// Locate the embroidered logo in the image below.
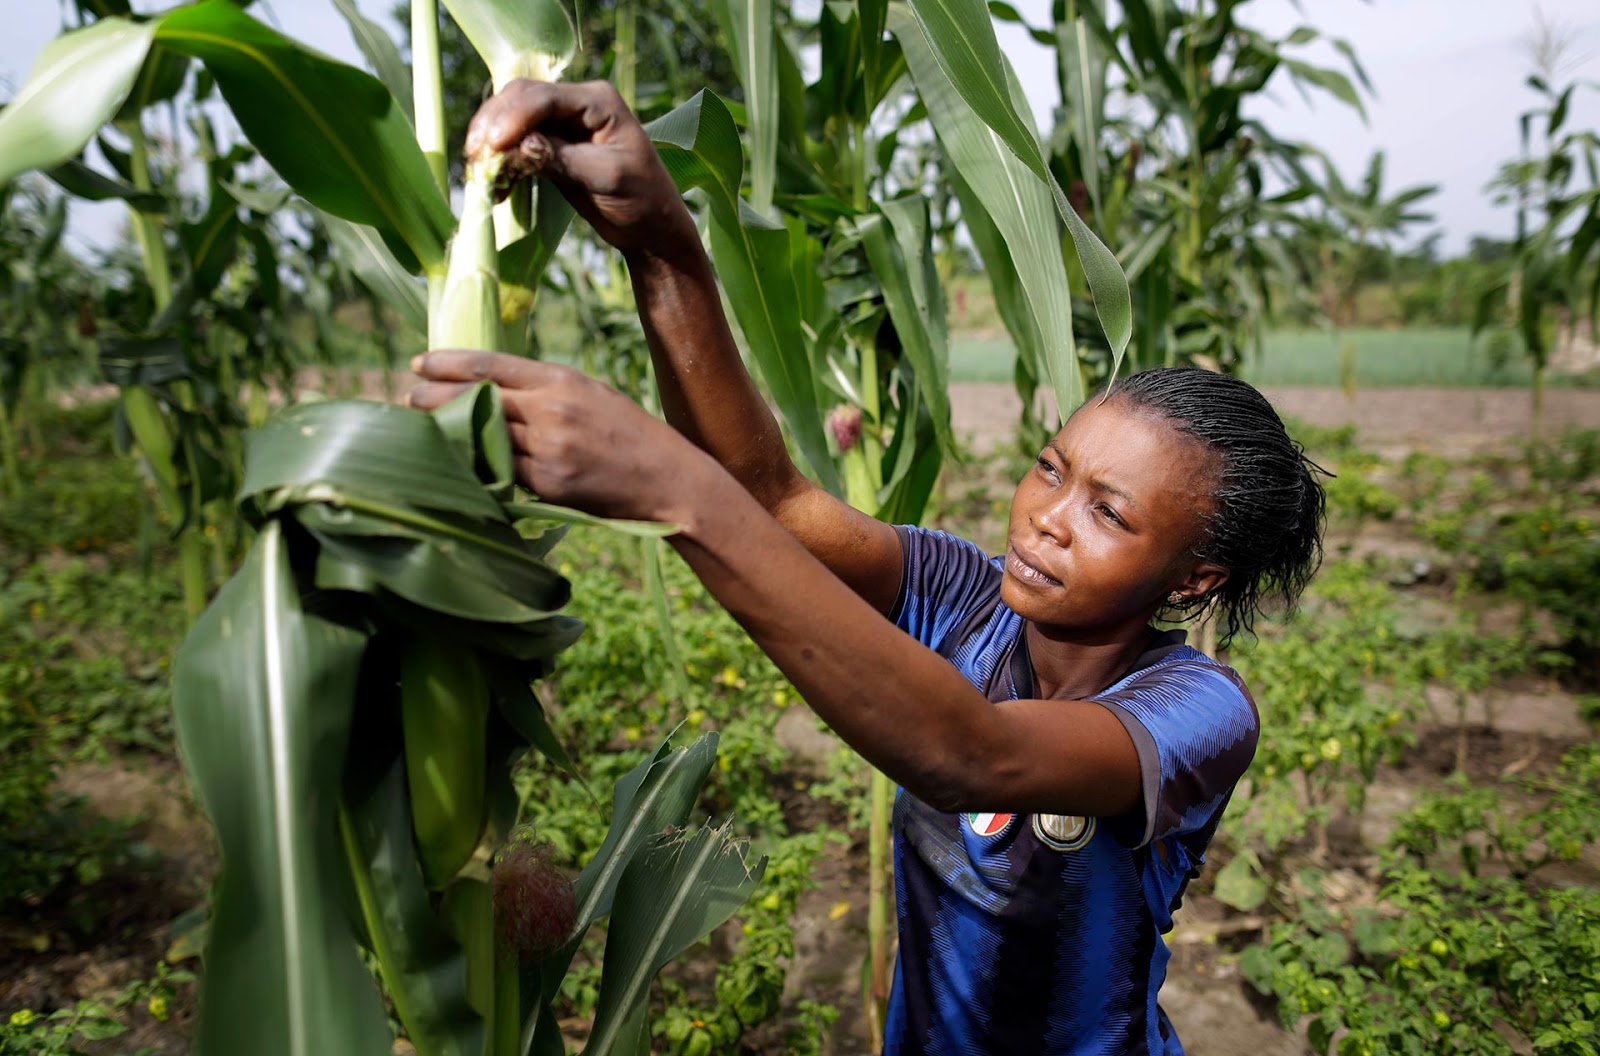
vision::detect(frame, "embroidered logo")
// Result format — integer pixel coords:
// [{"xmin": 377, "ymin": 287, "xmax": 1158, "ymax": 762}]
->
[
  {"xmin": 966, "ymin": 812, "xmax": 1014, "ymax": 837},
  {"xmin": 1033, "ymin": 813, "xmax": 1096, "ymax": 851}
]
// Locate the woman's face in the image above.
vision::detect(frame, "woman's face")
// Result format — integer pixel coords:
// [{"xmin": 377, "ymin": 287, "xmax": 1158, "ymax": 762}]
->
[{"xmin": 1003, "ymin": 397, "xmax": 1228, "ymax": 639}]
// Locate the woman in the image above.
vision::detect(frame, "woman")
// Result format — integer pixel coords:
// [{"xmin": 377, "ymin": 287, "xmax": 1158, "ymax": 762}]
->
[{"xmin": 410, "ymin": 80, "xmax": 1325, "ymax": 1056}]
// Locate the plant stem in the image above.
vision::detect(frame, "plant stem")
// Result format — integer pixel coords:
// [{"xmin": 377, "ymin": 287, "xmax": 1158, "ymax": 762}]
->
[
  {"xmin": 123, "ymin": 120, "xmax": 207, "ymax": 618},
  {"xmin": 411, "ymin": 0, "xmax": 449, "ymax": 195},
  {"xmin": 413, "ymin": 0, "xmax": 451, "ymax": 324},
  {"xmin": 0, "ymin": 397, "xmax": 20, "ymax": 499}
]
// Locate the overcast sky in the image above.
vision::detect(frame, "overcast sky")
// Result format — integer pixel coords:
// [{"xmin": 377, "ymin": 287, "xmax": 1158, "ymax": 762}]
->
[{"xmin": 4, "ymin": 0, "xmax": 1598, "ymax": 256}]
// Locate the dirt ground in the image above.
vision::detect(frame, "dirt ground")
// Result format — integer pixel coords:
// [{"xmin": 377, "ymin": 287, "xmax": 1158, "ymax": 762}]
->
[{"xmin": 949, "ymin": 382, "xmax": 1600, "ymax": 456}]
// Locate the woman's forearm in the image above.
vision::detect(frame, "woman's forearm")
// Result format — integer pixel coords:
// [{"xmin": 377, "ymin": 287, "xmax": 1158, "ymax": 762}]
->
[{"xmin": 625, "ymin": 246, "xmax": 801, "ymax": 508}]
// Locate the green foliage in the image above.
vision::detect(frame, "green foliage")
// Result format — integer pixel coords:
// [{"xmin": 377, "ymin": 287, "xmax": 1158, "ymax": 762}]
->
[
  {"xmin": 1387, "ymin": 743, "xmax": 1600, "ymax": 879},
  {"xmin": 1426, "ymin": 500, "xmax": 1600, "ymax": 670},
  {"xmin": 1242, "ymin": 866, "xmax": 1600, "ymax": 1055},
  {"xmin": 0, "ymin": 961, "xmax": 193, "ymax": 1056}
]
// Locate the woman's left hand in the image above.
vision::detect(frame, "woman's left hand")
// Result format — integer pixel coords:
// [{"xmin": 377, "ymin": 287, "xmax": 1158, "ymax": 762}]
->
[{"xmin": 408, "ymin": 350, "xmax": 706, "ymax": 523}]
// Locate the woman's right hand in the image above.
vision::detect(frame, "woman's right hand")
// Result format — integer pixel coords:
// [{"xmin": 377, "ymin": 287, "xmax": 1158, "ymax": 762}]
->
[{"xmin": 469, "ymin": 80, "xmax": 699, "ymax": 263}]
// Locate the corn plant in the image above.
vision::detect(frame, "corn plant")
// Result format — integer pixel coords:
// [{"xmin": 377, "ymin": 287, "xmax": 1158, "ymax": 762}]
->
[
  {"xmin": 991, "ymin": 0, "xmax": 1369, "ymax": 392},
  {"xmin": 0, "ymin": 2, "xmax": 771, "ymax": 1053},
  {"xmin": 1475, "ymin": 31, "xmax": 1600, "ymax": 438}
]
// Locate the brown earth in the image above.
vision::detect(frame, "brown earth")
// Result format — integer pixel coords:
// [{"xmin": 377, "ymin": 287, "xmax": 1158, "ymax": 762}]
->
[{"xmin": 949, "ymin": 382, "xmax": 1600, "ymax": 457}]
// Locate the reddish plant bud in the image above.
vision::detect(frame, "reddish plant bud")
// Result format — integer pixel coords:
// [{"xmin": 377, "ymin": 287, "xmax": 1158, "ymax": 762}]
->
[
  {"xmin": 828, "ymin": 405, "xmax": 862, "ymax": 453},
  {"xmin": 492, "ymin": 836, "xmax": 577, "ymax": 965},
  {"xmin": 1068, "ymin": 179, "xmax": 1089, "ymax": 219}
]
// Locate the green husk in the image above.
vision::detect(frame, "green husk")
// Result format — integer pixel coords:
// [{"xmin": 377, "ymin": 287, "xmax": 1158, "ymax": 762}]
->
[{"xmin": 430, "ymin": 154, "xmax": 503, "ymax": 352}]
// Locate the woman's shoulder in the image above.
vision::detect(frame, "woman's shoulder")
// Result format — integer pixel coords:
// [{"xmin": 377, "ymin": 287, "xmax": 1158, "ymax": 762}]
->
[{"xmin": 1098, "ymin": 643, "xmax": 1260, "ymax": 737}]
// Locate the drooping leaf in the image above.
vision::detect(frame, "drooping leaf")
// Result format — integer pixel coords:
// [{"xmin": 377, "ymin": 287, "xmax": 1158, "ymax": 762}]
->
[
  {"xmin": 0, "ymin": 18, "xmax": 158, "ymax": 186},
  {"xmin": 241, "ymin": 400, "xmax": 504, "ymax": 522},
  {"xmin": 584, "ymin": 823, "xmax": 766, "ymax": 1055},
  {"xmin": 172, "ymin": 522, "xmax": 393, "ymax": 1056},
  {"xmin": 893, "ymin": 7, "xmax": 1081, "ymax": 416},
  {"xmin": 895, "ymin": 0, "xmax": 1130, "ymax": 362},
  {"xmin": 44, "ymin": 158, "xmax": 162, "ymax": 210},
  {"xmin": 646, "ymin": 92, "xmax": 840, "ymax": 493},
  {"xmin": 155, "ymin": 0, "xmax": 453, "ymax": 271}
]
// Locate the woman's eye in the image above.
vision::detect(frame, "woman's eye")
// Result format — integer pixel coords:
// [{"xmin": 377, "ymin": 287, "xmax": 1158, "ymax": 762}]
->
[
  {"xmin": 1037, "ymin": 456, "xmax": 1056, "ymax": 476},
  {"xmin": 1097, "ymin": 503, "xmax": 1124, "ymax": 526}
]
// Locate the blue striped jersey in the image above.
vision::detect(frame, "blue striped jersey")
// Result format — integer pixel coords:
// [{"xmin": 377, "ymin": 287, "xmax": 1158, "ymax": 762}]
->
[{"xmin": 883, "ymin": 526, "xmax": 1259, "ymax": 1056}]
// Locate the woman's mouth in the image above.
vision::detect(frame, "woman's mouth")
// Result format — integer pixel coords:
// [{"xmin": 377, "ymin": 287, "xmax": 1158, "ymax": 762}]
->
[{"xmin": 1007, "ymin": 547, "xmax": 1062, "ymax": 588}]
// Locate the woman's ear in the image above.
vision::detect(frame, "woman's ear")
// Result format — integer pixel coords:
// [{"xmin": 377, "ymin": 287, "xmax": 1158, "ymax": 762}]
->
[{"xmin": 1178, "ymin": 561, "xmax": 1229, "ymax": 602}]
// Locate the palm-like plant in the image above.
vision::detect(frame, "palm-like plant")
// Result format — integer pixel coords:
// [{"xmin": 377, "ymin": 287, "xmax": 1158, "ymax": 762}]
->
[{"xmin": 1475, "ymin": 24, "xmax": 1600, "ymax": 437}]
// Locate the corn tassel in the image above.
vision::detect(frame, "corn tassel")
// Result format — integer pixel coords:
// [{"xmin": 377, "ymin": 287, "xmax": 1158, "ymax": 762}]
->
[{"xmin": 401, "ymin": 634, "xmax": 491, "ymax": 890}]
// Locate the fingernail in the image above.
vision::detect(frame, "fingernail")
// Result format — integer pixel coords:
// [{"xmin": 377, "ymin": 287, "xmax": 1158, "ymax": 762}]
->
[{"xmin": 410, "ymin": 354, "xmax": 425, "ymax": 373}]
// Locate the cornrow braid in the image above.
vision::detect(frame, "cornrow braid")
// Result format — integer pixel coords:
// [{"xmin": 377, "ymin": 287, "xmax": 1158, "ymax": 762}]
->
[{"xmin": 1102, "ymin": 366, "xmax": 1327, "ymax": 647}]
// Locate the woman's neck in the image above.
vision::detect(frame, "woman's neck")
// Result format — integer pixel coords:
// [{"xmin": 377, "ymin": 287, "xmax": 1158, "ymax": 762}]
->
[{"xmin": 1024, "ymin": 620, "xmax": 1159, "ymax": 700}]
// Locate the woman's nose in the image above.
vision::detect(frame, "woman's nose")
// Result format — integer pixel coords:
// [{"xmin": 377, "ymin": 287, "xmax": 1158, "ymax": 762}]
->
[{"xmin": 1031, "ymin": 496, "xmax": 1073, "ymax": 547}]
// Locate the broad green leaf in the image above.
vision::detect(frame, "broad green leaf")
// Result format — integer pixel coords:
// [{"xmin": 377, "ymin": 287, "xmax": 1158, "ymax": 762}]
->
[
  {"xmin": 331, "ymin": 0, "xmax": 414, "ymax": 123},
  {"xmin": 172, "ymin": 522, "xmax": 393, "ymax": 1056},
  {"xmin": 646, "ymin": 92, "xmax": 840, "ymax": 493},
  {"xmin": 710, "ymin": 0, "xmax": 777, "ymax": 214},
  {"xmin": 0, "ymin": 18, "xmax": 157, "ymax": 186},
  {"xmin": 584, "ymin": 823, "xmax": 766, "ymax": 1055},
  {"xmin": 431, "ymin": 382, "xmax": 515, "ymax": 496},
  {"xmin": 855, "ymin": 199, "xmax": 953, "ymax": 454},
  {"xmin": 241, "ymin": 400, "xmax": 503, "ymax": 522},
  {"xmin": 340, "ymin": 755, "xmax": 483, "ymax": 1056},
  {"xmin": 893, "ymin": 8, "xmax": 1081, "ymax": 416},
  {"xmin": 323, "ymin": 213, "xmax": 428, "ymax": 337},
  {"xmin": 156, "ymin": 0, "xmax": 453, "ymax": 271},
  {"xmin": 441, "ymin": 0, "xmax": 575, "ymax": 89},
  {"xmin": 894, "ymin": 0, "xmax": 1129, "ymax": 361},
  {"xmin": 1212, "ymin": 849, "xmax": 1268, "ymax": 912}
]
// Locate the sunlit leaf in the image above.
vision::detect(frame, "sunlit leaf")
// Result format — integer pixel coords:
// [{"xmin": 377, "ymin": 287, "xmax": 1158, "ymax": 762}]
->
[
  {"xmin": 155, "ymin": 0, "xmax": 453, "ymax": 271},
  {"xmin": 0, "ymin": 18, "xmax": 157, "ymax": 186}
]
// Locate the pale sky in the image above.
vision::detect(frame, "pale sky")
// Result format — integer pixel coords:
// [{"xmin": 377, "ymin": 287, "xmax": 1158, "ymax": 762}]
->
[{"xmin": 4, "ymin": 0, "xmax": 1598, "ymax": 257}]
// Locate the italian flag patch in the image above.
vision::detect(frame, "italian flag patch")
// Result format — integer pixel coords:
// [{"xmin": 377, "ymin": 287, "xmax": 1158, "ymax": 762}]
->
[{"xmin": 966, "ymin": 812, "xmax": 1014, "ymax": 837}]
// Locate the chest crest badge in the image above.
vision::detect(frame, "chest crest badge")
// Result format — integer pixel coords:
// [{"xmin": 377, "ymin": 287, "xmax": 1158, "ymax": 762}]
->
[
  {"xmin": 1033, "ymin": 813, "xmax": 1096, "ymax": 851},
  {"xmin": 966, "ymin": 812, "xmax": 1014, "ymax": 837}
]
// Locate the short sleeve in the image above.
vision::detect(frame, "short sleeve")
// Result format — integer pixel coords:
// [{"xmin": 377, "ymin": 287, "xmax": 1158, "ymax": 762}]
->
[
  {"xmin": 1092, "ymin": 661, "xmax": 1259, "ymax": 849},
  {"xmin": 888, "ymin": 526, "xmax": 1002, "ymax": 653}
]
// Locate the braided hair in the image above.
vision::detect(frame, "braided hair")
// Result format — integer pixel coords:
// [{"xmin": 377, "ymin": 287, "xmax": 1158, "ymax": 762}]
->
[{"xmin": 1101, "ymin": 366, "xmax": 1326, "ymax": 647}]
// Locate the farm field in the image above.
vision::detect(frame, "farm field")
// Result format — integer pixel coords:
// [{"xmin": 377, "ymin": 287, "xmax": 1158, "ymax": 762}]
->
[
  {"xmin": 3, "ymin": 381, "xmax": 1596, "ymax": 1055},
  {"xmin": 949, "ymin": 328, "xmax": 1593, "ymax": 389}
]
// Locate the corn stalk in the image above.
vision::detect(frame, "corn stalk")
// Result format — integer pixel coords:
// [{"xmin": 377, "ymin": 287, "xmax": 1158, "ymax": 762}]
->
[{"xmin": 0, "ymin": 3, "xmax": 767, "ymax": 1053}]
